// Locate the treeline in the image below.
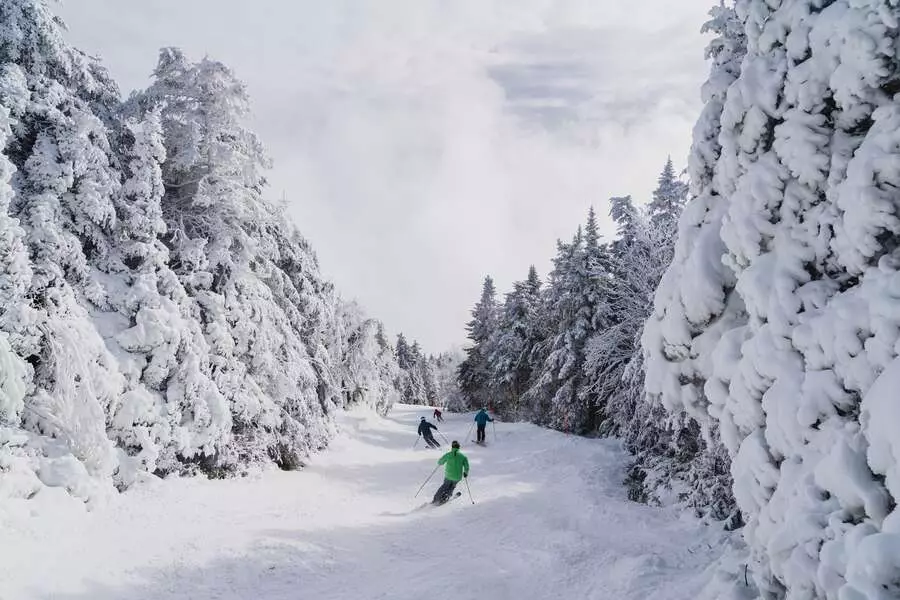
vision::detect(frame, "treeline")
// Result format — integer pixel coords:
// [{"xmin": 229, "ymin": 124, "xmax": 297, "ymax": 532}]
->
[
  {"xmin": 394, "ymin": 334, "xmax": 463, "ymax": 408},
  {"xmin": 456, "ymin": 156, "xmax": 737, "ymax": 524}
]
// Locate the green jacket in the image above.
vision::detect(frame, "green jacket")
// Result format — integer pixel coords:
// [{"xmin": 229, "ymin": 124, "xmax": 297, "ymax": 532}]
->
[{"xmin": 438, "ymin": 448, "xmax": 469, "ymax": 482}]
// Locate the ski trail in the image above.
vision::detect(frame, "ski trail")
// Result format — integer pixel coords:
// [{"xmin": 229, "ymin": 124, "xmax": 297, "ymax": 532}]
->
[{"xmin": 0, "ymin": 405, "xmax": 731, "ymax": 600}]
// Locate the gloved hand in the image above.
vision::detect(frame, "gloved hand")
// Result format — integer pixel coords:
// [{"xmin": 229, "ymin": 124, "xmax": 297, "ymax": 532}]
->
[{"xmin": 464, "ymin": 473, "xmax": 468, "ymax": 478}]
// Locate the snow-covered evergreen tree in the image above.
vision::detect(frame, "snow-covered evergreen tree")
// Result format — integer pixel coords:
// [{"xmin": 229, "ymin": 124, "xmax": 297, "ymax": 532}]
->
[
  {"xmin": 0, "ymin": 105, "xmax": 31, "ymax": 428},
  {"xmin": 528, "ymin": 209, "xmax": 610, "ymax": 433},
  {"xmin": 646, "ymin": 157, "xmax": 688, "ymax": 232},
  {"xmin": 586, "ymin": 195, "xmax": 650, "ymax": 433},
  {"xmin": 458, "ymin": 276, "xmax": 500, "ymax": 410},
  {"xmin": 490, "ymin": 266, "xmax": 544, "ymax": 419},
  {"xmin": 645, "ymin": 1, "xmax": 900, "ymax": 596},
  {"xmin": 395, "ymin": 333, "xmax": 413, "ymax": 370},
  {"xmin": 0, "ymin": 0, "xmax": 127, "ymax": 498},
  {"xmin": 407, "ymin": 341, "xmax": 427, "ymax": 404},
  {"xmin": 332, "ymin": 301, "xmax": 400, "ymax": 415},
  {"xmin": 609, "ymin": 195, "xmax": 641, "ymax": 250},
  {"xmin": 0, "ymin": 106, "xmax": 30, "ymax": 348},
  {"xmin": 433, "ymin": 348, "xmax": 465, "ymax": 411},
  {"xmin": 392, "ymin": 333, "xmax": 440, "ymax": 406},
  {"xmin": 395, "ymin": 333, "xmax": 417, "ymax": 404},
  {"xmin": 104, "ymin": 108, "xmax": 227, "ymax": 482},
  {"xmin": 586, "ymin": 174, "xmax": 733, "ymax": 524},
  {"xmin": 128, "ymin": 49, "xmax": 350, "ymax": 472},
  {"xmin": 640, "ymin": 0, "xmax": 747, "ymax": 529},
  {"xmin": 417, "ymin": 347, "xmax": 439, "ymax": 406}
]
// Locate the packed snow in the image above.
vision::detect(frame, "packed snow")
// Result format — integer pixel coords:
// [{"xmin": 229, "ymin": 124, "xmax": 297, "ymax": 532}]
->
[{"xmin": 0, "ymin": 405, "xmax": 739, "ymax": 600}]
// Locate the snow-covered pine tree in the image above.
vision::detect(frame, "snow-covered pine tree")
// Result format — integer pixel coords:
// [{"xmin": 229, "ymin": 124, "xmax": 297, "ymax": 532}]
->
[
  {"xmin": 129, "ymin": 48, "xmax": 352, "ymax": 473},
  {"xmin": 586, "ymin": 195, "xmax": 647, "ymax": 434},
  {"xmin": 0, "ymin": 105, "xmax": 31, "ymax": 431},
  {"xmin": 396, "ymin": 333, "xmax": 413, "ymax": 370},
  {"xmin": 646, "ymin": 157, "xmax": 688, "ymax": 233},
  {"xmin": 458, "ymin": 276, "xmax": 500, "ymax": 410},
  {"xmin": 407, "ymin": 341, "xmax": 427, "ymax": 405},
  {"xmin": 525, "ymin": 236, "xmax": 578, "ymax": 425},
  {"xmin": 490, "ymin": 266, "xmax": 543, "ymax": 420},
  {"xmin": 0, "ymin": 329, "xmax": 34, "ymax": 500},
  {"xmin": 0, "ymin": 0, "xmax": 129, "ymax": 499},
  {"xmin": 104, "ymin": 108, "xmax": 227, "ymax": 483},
  {"xmin": 646, "ymin": 1, "xmax": 900, "ymax": 596},
  {"xmin": 608, "ymin": 196, "xmax": 641, "ymax": 251},
  {"xmin": 584, "ymin": 172, "xmax": 733, "ymax": 523},
  {"xmin": 529, "ymin": 209, "xmax": 609, "ymax": 433},
  {"xmin": 395, "ymin": 333, "xmax": 415, "ymax": 404},
  {"xmin": 332, "ymin": 301, "xmax": 399, "ymax": 415},
  {"xmin": 418, "ymin": 350, "xmax": 439, "ymax": 406},
  {"xmin": 640, "ymin": 0, "xmax": 746, "ymax": 530},
  {"xmin": 0, "ymin": 106, "xmax": 30, "ymax": 350},
  {"xmin": 393, "ymin": 334, "xmax": 437, "ymax": 405},
  {"xmin": 372, "ymin": 324, "xmax": 402, "ymax": 414},
  {"xmin": 125, "ymin": 49, "xmax": 269, "ymax": 472},
  {"xmin": 591, "ymin": 190, "xmax": 678, "ymax": 435},
  {"xmin": 433, "ymin": 349, "xmax": 465, "ymax": 411},
  {"xmin": 375, "ymin": 321, "xmax": 389, "ymax": 351}
]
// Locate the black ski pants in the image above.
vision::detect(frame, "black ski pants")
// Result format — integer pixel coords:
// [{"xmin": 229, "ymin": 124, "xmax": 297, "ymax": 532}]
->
[
  {"xmin": 423, "ymin": 432, "xmax": 440, "ymax": 448},
  {"xmin": 432, "ymin": 478, "xmax": 458, "ymax": 504},
  {"xmin": 476, "ymin": 424, "xmax": 486, "ymax": 443}
]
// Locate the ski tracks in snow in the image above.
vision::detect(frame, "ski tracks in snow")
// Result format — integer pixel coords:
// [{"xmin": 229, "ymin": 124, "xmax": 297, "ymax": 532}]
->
[{"xmin": 0, "ymin": 405, "xmax": 734, "ymax": 600}]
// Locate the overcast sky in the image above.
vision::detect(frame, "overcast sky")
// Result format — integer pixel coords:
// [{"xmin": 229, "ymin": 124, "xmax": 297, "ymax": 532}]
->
[{"xmin": 59, "ymin": 0, "xmax": 712, "ymax": 352}]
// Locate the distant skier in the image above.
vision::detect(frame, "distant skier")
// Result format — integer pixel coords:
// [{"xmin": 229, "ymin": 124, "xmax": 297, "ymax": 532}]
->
[
  {"xmin": 433, "ymin": 408, "xmax": 444, "ymax": 422},
  {"xmin": 474, "ymin": 408, "xmax": 493, "ymax": 444},
  {"xmin": 432, "ymin": 440, "xmax": 469, "ymax": 505},
  {"xmin": 418, "ymin": 416, "xmax": 441, "ymax": 449}
]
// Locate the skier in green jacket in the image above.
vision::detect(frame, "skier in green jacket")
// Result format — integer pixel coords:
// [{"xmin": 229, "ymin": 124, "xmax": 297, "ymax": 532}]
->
[{"xmin": 432, "ymin": 441, "xmax": 469, "ymax": 505}]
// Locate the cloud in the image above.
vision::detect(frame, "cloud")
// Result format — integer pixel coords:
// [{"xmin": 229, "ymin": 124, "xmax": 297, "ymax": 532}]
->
[{"xmin": 58, "ymin": 0, "xmax": 713, "ymax": 351}]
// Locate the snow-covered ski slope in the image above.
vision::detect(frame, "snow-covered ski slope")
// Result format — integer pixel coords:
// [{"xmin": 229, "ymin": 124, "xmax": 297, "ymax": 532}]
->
[{"xmin": 0, "ymin": 405, "xmax": 735, "ymax": 600}]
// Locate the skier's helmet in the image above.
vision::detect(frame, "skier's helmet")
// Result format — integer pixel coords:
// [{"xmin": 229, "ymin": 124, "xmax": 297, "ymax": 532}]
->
[
  {"xmin": 451, "ymin": 440, "xmax": 460, "ymax": 449},
  {"xmin": 421, "ymin": 416, "xmax": 425, "ymax": 420}
]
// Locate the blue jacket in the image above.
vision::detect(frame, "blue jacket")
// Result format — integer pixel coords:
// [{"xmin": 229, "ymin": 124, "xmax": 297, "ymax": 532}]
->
[{"xmin": 474, "ymin": 410, "xmax": 493, "ymax": 426}]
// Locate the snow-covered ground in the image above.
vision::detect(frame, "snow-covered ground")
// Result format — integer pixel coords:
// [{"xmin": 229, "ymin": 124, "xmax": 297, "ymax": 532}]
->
[{"xmin": 0, "ymin": 405, "xmax": 738, "ymax": 600}]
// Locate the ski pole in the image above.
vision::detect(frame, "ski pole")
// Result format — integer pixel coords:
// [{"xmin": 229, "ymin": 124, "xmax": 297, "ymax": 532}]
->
[
  {"xmin": 464, "ymin": 476, "xmax": 475, "ymax": 504},
  {"xmin": 415, "ymin": 464, "xmax": 441, "ymax": 498},
  {"xmin": 464, "ymin": 421, "xmax": 475, "ymax": 442},
  {"xmin": 492, "ymin": 421, "xmax": 497, "ymax": 443},
  {"xmin": 413, "ymin": 435, "xmax": 421, "ymax": 450},
  {"xmin": 438, "ymin": 430, "xmax": 450, "ymax": 444}
]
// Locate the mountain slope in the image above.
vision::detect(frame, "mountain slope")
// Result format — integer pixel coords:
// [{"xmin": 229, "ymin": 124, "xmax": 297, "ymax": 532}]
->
[{"xmin": 0, "ymin": 404, "xmax": 742, "ymax": 600}]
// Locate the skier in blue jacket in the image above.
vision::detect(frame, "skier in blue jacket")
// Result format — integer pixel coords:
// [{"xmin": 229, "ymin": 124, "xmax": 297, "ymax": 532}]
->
[{"xmin": 474, "ymin": 408, "xmax": 493, "ymax": 444}]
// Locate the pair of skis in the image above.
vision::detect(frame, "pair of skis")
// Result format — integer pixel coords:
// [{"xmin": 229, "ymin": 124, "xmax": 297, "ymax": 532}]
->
[
  {"xmin": 433, "ymin": 491, "xmax": 463, "ymax": 507},
  {"xmin": 411, "ymin": 491, "xmax": 462, "ymax": 512}
]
